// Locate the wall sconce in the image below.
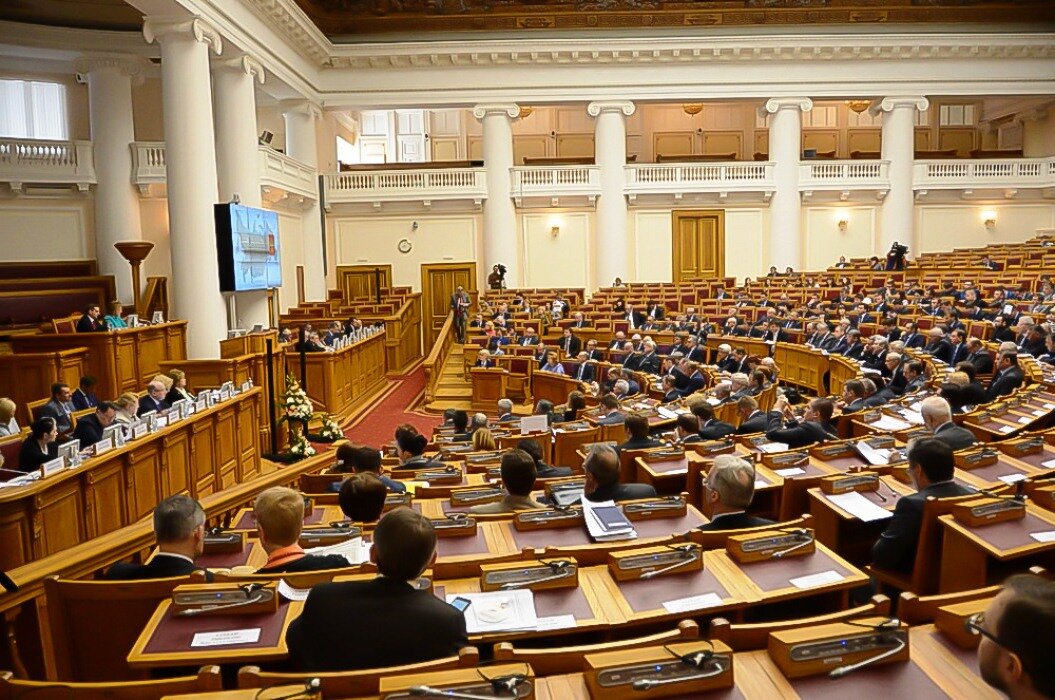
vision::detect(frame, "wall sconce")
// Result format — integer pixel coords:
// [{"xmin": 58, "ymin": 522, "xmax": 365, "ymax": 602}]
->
[
  {"xmin": 982, "ymin": 210, "xmax": 997, "ymax": 230},
  {"xmin": 682, "ymin": 103, "xmax": 703, "ymax": 117},
  {"xmin": 550, "ymin": 225, "xmax": 560, "ymax": 237},
  {"xmin": 837, "ymin": 217, "xmax": 849, "ymax": 233}
]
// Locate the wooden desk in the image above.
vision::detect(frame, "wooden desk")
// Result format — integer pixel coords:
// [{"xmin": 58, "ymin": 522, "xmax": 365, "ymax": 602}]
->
[
  {"xmin": 470, "ymin": 367, "xmax": 509, "ymax": 411},
  {"xmin": 286, "ymin": 332, "xmax": 387, "ymax": 422},
  {"xmin": 128, "ymin": 598, "xmax": 303, "ymax": 669},
  {"xmin": 0, "ymin": 388, "xmax": 263, "ymax": 571},
  {"xmin": 0, "ymin": 348, "xmax": 88, "ymax": 425},
  {"xmin": 938, "ymin": 506, "xmax": 1055, "ymax": 592},
  {"xmin": 634, "ymin": 451, "xmax": 707, "ymax": 495},
  {"xmin": 808, "ymin": 476, "xmax": 915, "ymax": 566}
]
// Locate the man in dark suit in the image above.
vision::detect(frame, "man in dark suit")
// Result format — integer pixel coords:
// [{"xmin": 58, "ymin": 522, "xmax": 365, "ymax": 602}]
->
[
  {"xmin": 921, "ymin": 396, "xmax": 977, "ymax": 450},
  {"xmin": 684, "ymin": 338, "xmax": 707, "ymax": 363},
  {"xmin": 571, "ymin": 353, "xmax": 596, "ymax": 382},
  {"xmin": 570, "ymin": 312, "xmax": 590, "ymax": 329},
  {"xmin": 990, "ymin": 315, "xmax": 1015, "ymax": 343},
  {"xmin": 963, "ymin": 339, "xmax": 992, "ymax": 374},
  {"xmin": 660, "ymin": 375, "xmax": 681, "ymax": 403},
  {"xmin": 871, "ymin": 438, "xmax": 974, "ymax": 572},
  {"xmin": 645, "ymin": 300, "xmax": 665, "ymax": 321},
  {"xmin": 947, "ymin": 328, "xmax": 970, "ymax": 366},
  {"xmin": 617, "ymin": 413, "xmax": 663, "ymax": 453},
  {"xmin": 624, "ymin": 304, "xmax": 646, "ymax": 329},
  {"xmin": 76, "ymin": 303, "xmax": 106, "ymax": 333},
  {"xmin": 582, "ymin": 443, "xmax": 657, "ymax": 503},
  {"xmin": 692, "ymin": 402, "xmax": 736, "ymax": 440},
  {"xmin": 496, "ymin": 399, "xmax": 515, "ymax": 422},
  {"xmin": 673, "ymin": 414, "xmax": 704, "ymax": 445},
  {"xmin": 72, "ymin": 401, "xmax": 116, "ymax": 450},
  {"xmin": 595, "ymin": 394, "xmax": 626, "ymax": 426},
  {"xmin": 137, "ymin": 380, "xmax": 171, "ymax": 416},
  {"xmin": 924, "ymin": 328, "xmax": 953, "ymax": 364},
  {"xmin": 839, "ymin": 379, "xmax": 869, "ymax": 414},
  {"xmin": 519, "ymin": 327, "xmax": 540, "ymax": 346},
  {"xmin": 559, "ymin": 328, "xmax": 581, "ymax": 357},
  {"xmin": 842, "ymin": 330, "xmax": 866, "ymax": 360},
  {"xmin": 765, "ymin": 397, "xmax": 838, "ymax": 448},
  {"xmin": 900, "ymin": 322, "xmax": 925, "ymax": 349},
  {"xmin": 103, "ymin": 495, "xmax": 205, "ymax": 579},
  {"xmin": 70, "ymin": 376, "xmax": 99, "ymax": 411},
  {"xmin": 761, "ymin": 321, "xmax": 786, "ymax": 344},
  {"xmin": 698, "ymin": 455, "xmax": 775, "ymax": 531},
  {"xmin": 40, "ymin": 382, "xmax": 75, "ymax": 436},
  {"xmin": 254, "ymin": 487, "xmax": 352, "ymax": 574},
  {"xmin": 986, "ymin": 352, "xmax": 1025, "ymax": 401},
  {"xmin": 637, "ymin": 341, "xmax": 661, "ymax": 375},
  {"xmin": 1019, "ymin": 326, "xmax": 1046, "ymax": 357},
  {"xmin": 735, "ymin": 396, "xmax": 774, "ymax": 435},
  {"xmin": 674, "ymin": 360, "xmax": 706, "ymax": 398},
  {"xmin": 518, "ymin": 437, "xmax": 573, "ymax": 478},
  {"xmin": 286, "ymin": 508, "xmax": 467, "ymax": 672},
  {"xmin": 583, "ymin": 339, "xmax": 603, "ymax": 361}
]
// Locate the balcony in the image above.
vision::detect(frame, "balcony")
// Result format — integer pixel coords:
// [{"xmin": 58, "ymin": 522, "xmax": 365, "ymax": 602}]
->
[
  {"xmin": 324, "ymin": 168, "xmax": 487, "ymax": 211},
  {"xmin": 799, "ymin": 160, "xmax": 890, "ymax": 202},
  {"xmin": 624, "ymin": 161, "xmax": 775, "ymax": 205},
  {"xmin": 511, "ymin": 165, "xmax": 601, "ymax": 207},
  {"xmin": 131, "ymin": 142, "xmax": 166, "ymax": 194},
  {"xmin": 913, "ymin": 158, "xmax": 1055, "ymax": 201},
  {"xmin": 0, "ymin": 138, "xmax": 95, "ymax": 193},
  {"xmin": 258, "ymin": 147, "xmax": 317, "ymax": 203}
]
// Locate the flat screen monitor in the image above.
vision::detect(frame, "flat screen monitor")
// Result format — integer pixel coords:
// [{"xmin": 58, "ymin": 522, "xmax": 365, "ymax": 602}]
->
[{"xmin": 214, "ymin": 203, "xmax": 282, "ymax": 292}]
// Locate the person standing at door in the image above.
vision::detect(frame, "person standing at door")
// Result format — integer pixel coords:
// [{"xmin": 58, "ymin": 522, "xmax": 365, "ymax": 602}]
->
[{"xmin": 450, "ymin": 286, "xmax": 471, "ymax": 343}]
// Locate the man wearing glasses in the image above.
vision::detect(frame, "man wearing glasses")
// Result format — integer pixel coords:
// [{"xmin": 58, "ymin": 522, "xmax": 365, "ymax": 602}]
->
[{"xmin": 970, "ymin": 573, "xmax": 1055, "ymax": 699}]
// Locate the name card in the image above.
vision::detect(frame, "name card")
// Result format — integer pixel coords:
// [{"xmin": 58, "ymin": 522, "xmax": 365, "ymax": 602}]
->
[
  {"xmin": 219, "ymin": 388, "xmax": 232, "ymax": 401},
  {"xmin": 155, "ymin": 414, "xmax": 168, "ymax": 429},
  {"xmin": 132, "ymin": 423, "xmax": 148, "ymax": 439},
  {"xmin": 40, "ymin": 457, "xmax": 64, "ymax": 478},
  {"xmin": 241, "ymin": 381, "xmax": 252, "ymax": 393},
  {"xmin": 190, "ymin": 628, "xmax": 260, "ymax": 648},
  {"xmin": 93, "ymin": 438, "xmax": 113, "ymax": 456}
]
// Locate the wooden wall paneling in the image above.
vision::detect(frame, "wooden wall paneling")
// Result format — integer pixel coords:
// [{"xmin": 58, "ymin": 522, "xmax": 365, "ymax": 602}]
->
[
  {"xmin": 160, "ymin": 430, "xmax": 191, "ymax": 497},
  {"xmin": 702, "ymin": 131, "xmax": 743, "ymax": 157},
  {"xmin": 914, "ymin": 128, "xmax": 933, "ymax": 151},
  {"xmin": 803, "ymin": 129, "xmax": 839, "ymax": 154},
  {"xmin": 214, "ymin": 406, "xmax": 239, "ymax": 490},
  {"xmin": 235, "ymin": 400, "xmax": 258, "ymax": 482},
  {"xmin": 114, "ymin": 334, "xmax": 138, "ymax": 394},
  {"xmin": 431, "ymin": 137, "xmax": 461, "ymax": 161},
  {"xmin": 513, "ymin": 135, "xmax": 550, "ymax": 164},
  {"xmin": 467, "ymin": 136, "xmax": 483, "ymax": 161},
  {"xmin": 33, "ymin": 479, "xmax": 86, "ymax": 562},
  {"xmin": 754, "ymin": 130, "xmax": 768, "ymax": 157},
  {"xmin": 555, "ymin": 134, "xmax": 595, "ymax": 159},
  {"xmin": 654, "ymin": 131, "xmax": 695, "ymax": 159},
  {"xmin": 125, "ymin": 445, "xmax": 161, "ymax": 522},
  {"xmin": 939, "ymin": 127, "xmax": 978, "ymax": 156},
  {"xmin": 847, "ymin": 129, "xmax": 881, "ymax": 154},
  {"xmin": 191, "ymin": 420, "xmax": 217, "ymax": 497},
  {"xmin": 0, "ymin": 504, "xmax": 31, "ymax": 573},
  {"xmin": 336, "ymin": 264, "xmax": 393, "ymax": 301},
  {"xmin": 83, "ymin": 461, "xmax": 126, "ymax": 540}
]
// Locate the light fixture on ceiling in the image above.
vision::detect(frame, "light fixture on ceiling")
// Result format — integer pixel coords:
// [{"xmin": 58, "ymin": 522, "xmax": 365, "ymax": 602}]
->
[
  {"xmin": 845, "ymin": 100, "xmax": 872, "ymax": 114},
  {"xmin": 682, "ymin": 103, "xmax": 703, "ymax": 117}
]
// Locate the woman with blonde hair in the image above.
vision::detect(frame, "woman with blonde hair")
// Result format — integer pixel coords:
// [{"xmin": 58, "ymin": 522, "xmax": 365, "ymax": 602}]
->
[
  {"xmin": 104, "ymin": 300, "xmax": 127, "ymax": 329},
  {"xmin": 0, "ymin": 398, "xmax": 19, "ymax": 437},
  {"xmin": 165, "ymin": 369, "xmax": 195, "ymax": 404},
  {"xmin": 113, "ymin": 393, "xmax": 139, "ymax": 424},
  {"xmin": 472, "ymin": 427, "xmax": 496, "ymax": 452}
]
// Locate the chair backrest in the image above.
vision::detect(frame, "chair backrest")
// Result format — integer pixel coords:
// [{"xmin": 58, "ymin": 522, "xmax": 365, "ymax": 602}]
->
[
  {"xmin": 910, "ymin": 494, "xmax": 979, "ymax": 594},
  {"xmin": 0, "ymin": 435, "xmax": 21, "ymax": 475},
  {"xmin": 493, "ymin": 621, "xmax": 698, "ymax": 676},
  {"xmin": 686, "ymin": 514, "xmax": 813, "ymax": 550},
  {"xmin": 553, "ymin": 426, "xmax": 600, "ymax": 471},
  {"xmin": 44, "ymin": 574, "xmax": 192, "ymax": 681},
  {"xmin": 617, "ymin": 447, "xmax": 652, "ymax": 484},
  {"xmin": 191, "ymin": 564, "xmax": 372, "ymax": 588},
  {"xmin": 898, "ymin": 586, "xmax": 1000, "ymax": 625},
  {"xmin": 0, "ymin": 668, "xmax": 221, "ymax": 700},
  {"xmin": 28, "ymin": 398, "xmax": 49, "ymax": 423},
  {"xmin": 300, "ymin": 472, "xmax": 344, "ymax": 493},
  {"xmin": 709, "ymin": 595, "xmax": 890, "ymax": 650},
  {"xmin": 236, "ymin": 647, "xmax": 480, "ymax": 695}
]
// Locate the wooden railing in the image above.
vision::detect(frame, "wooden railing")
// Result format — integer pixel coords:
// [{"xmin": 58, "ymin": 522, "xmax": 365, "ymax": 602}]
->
[
  {"xmin": 356, "ymin": 294, "xmax": 423, "ymax": 375},
  {"xmin": 423, "ymin": 311, "xmax": 454, "ymax": 404}
]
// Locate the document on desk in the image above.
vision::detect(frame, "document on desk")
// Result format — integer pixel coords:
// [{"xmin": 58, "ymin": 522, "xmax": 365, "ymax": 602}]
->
[
  {"xmin": 773, "ymin": 467, "xmax": 806, "ymax": 477},
  {"xmin": 190, "ymin": 628, "xmax": 261, "ymax": 648},
  {"xmin": 823, "ymin": 491, "xmax": 893, "ymax": 522},
  {"xmin": 582, "ymin": 499, "xmax": 638, "ymax": 542},
  {"xmin": 1041, "ymin": 459, "xmax": 1055, "ymax": 469},
  {"xmin": 999, "ymin": 473, "xmax": 1028, "ymax": 485},
  {"xmin": 535, "ymin": 614, "xmax": 577, "ymax": 632},
  {"xmin": 758, "ymin": 442, "xmax": 790, "ymax": 454},
  {"xmin": 790, "ymin": 570, "xmax": 845, "ymax": 589},
  {"xmin": 854, "ymin": 441, "xmax": 892, "ymax": 466},
  {"xmin": 872, "ymin": 415, "xmax": 912, "ymax": 431},
  {"xmin": 303, "ymin": 536, "xmax": 371, "ymax": 565},
  {"xmin": 448, "ymin": 590, "xmax": 538, "ymax": 633},
  {"xmin": 1029, "ymin": 531, "xmax": 1055, "ymax": 543},
  {"xmin": 662, "ymin": 592, "xmax": 723, "ymax": 614},
  {"xmin": 656, "ymin": 407, "xmax": 678, "ymax": 420},
  {"xmin": 277, "ymin": 579, "xmax": 311, "ymax": 602}
]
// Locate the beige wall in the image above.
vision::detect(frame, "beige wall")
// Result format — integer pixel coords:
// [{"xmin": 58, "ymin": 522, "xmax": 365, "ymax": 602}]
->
[
  {"xmin": 1023, "ymin": 106, "xmax": 1055, "ymax": 157},
  {"xmin": 332, "ymin": 213, "xmax": 479, "ymax": 292},
  {"xmin": 803, "ymin": 205, "xmax": 878, "ymax": 271},
  {"xmin": 138, "ymin": 197, "xmax": 172, "ymax": 282},
  {"xmin": 0, "ymin": 197, "xmax": 93, "ymax": 260},
  {"xmin": 132, "ymin": 77, "xmax": 164, "ymax": 141},
  {"xmin": 521, "ymin": 211, "xmax": 592, "ymax": 289},
  {"xmin": 916, "ymin": 204, "xmax": 1055, "ymax": 253},
  {"xmin": 272, "ymin": 207, "xmax": 305, "ymax": 313},
  {"xmin": 725, "ymin": 209, "xmax": 768, "ymax": 282},
  {"xmin": 630, "ymin": 210, "xmax": 673, "ymax": 283}
]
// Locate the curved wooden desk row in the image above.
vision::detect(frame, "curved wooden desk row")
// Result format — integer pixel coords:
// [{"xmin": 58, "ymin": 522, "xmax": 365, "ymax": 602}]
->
[
  {"xmin": 0, "ymin": 388, "xmax": 264, "ymax": 571},
  {"xmin": 9, "ymin": 322, "xmax": 188, "ymax": 402},
  {"xmin": 284, "ymin": 331, "xmax": 388, "ymax": 422}
]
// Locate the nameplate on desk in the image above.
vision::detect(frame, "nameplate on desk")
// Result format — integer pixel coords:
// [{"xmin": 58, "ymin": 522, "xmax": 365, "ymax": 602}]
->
[
  {"xmin": 203, "ymin": 529, "xmax": 245, "ymax": 554},
  {"xmin": 952, "ymin": 497, "xmax": 1026, "ymax": 527},
  {"xmin": 190, "ymin": 628, "xmax": 261, "ymax": 648},
  {"xmin": 415, "ymin": 467, "xmax": 463, "ymax": 485},
  {"xmin": 607, "ymin": 543, "xmax": 702, "ymax": 582},
  {"xmin": 241, "ymin": 381, "xmax": 252, "ymax": 393},
  {"xmin": 219, "ymin": 388, "xmax": 232, "ymax": 402},
  {"xmin": 480, "ymin": 558, "xmax": 579, "ymax": 591},
  {"xmin": 768, "ymin": 618, "xmax": 910, "ymax": 679},
  {"xmin": 726, "ymin": 529, "xmax": 816, "ymax": 563},
  {"xmin": 145, "ymin": 413, "xmax": 159, "ymax": 433},
  {"xmin": 155, "ymin": 414, "xmax": 168, "ymax": 429},
  {"xmin": 662, "ymin": 592, "xmax": 724, "ymax": 614},
  {"xmin": 640, "ymin": 448, "xmax": 686, "ymax": 463},
  {"xmin": 92, "ymin": 438, "xmax": 113, "ymax": 457},
  {"xmin": 820, "ymin": 472, "xmax": 880, "ymax": 495},
  {"xmin": 194, "ymin": 396, "xmax": 206, "ymax": 413},
  {"xmin": 172, "ymin": 582, "xmax": 279, "ymax": 617},
  {"xmin": 585, "ymin": 641, "xmax": 734, "ymax": 699},
  {"xmin": 383, "ymin": 492, "xmax": 412, "ymax": 511},
  {"xmin": 622, "ymin": 496, "xmax": 688, "ymax": 521},
  {"xmin": 39, "ymin": 457, "xmax": 65, "ymax": 478},
  {"xmin": 955, "ymin": 449, "xmax": 999, "ymax": 470},
  {"xmin": 448, "ymin": 487, "xmax": 504, "ymax": 507},
  {"xmin": 298, "ymin": 525, "xmax": 363, "ymax": 548},
  {"xmin": 513, "ymin": 507, "xmax": 584, "ymax": 530},
  {"xmin": 132, "ymin": 423, "xmax": 148, "ymax": 439},
  {"xmin": 428, "ymin": 516, "xmax": 477, "ymax": 538}
]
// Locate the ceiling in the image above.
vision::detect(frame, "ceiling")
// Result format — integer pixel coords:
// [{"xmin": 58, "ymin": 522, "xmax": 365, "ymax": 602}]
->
[{"xmin": 1, "ymin": 0, "xmax": 1053, "ymax": 39}]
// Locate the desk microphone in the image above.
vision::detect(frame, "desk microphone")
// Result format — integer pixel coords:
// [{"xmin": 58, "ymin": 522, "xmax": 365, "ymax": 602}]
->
[
  {"xmin": 771, "ymin": 529, "xmax": 815, "ymax": 559},
  {"xmin": 499, "ymin": 561, "xmax": 574, "ymax": 590},
  {"xmin": 408, "ymin": 686, "xmax": 495, "ymax": 700},
  {"xmin": 0, "ymin": 467, "xmax": 38, "ymax": 479},
  {"xmin": 631, "ymin": 653, "xmax": 728, "ymax": 690},
  {"xmin": 828, "ymin": 634, "xmax": 907, "ymax": 678},
  {"xmin": 640, "ymin": 544, "xmax": 699, "ymax": 579},
  {"xmin": 176, "ymin": 584, "xmax": 269, "ymax": 617}
]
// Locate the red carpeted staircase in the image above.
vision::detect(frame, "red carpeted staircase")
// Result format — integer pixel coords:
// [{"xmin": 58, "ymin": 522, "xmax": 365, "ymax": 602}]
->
[{"xmin": 342, "ymin": 365, "xmax": 442, "ymax": 446}]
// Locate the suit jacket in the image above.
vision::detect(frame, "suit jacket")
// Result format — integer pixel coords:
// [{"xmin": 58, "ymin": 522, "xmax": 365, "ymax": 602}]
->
[
  {"xmin": 699, "ymin": 419, "xmax": 736, "ymax": 440},
  {"xmin": 560, "ymin": 336, "xmax": 582, "ymax": 357},
  {"xmin": 685, "ymin": 346, "xmax": 707, "ymax": 363},
  {"xmin": 76, "ymin": 314, "xmax": 104, "ymax": 333},
  {"xmin": 70, "ymin": 388, "xmax": 97, "ymax": 411},
  {"xmin": 842, "ymin": 343, "xmax": 865, "ymax": 360},
  {"xmin": 1019, "ymin": 338, "xmax": 1046, "ymax": 357},
  {"xmin": 871, "ymin": 481, "xmax": 975, "ymax": 572},
  {"xmin": 596, "ymin": 411, "xmax": 626, "ymax": 426},
  {"xmin": 697, "ymin": 512, "xmax": 775, "ymax": 532},
  {"xmin": 737, "ymin": 410, "xmax": 775, "ymax": 435},
  {"xmin": 986, "ymin": 365, "xmax": 1024, "ymax": 401},
  {"xmin": 584, "ymin": 349, "xmax": 603, "ymax": 362},
  {"xmin": 716, "ymin": 357, "xmax": 739, "ymax": 373},
  {"xmin": 947, "ymin": 343, "xmax": 969, "ymax": 366},
  {"xmin": 40, "ymin": 399, "xmax": 73, "ymax": 433},
  {"xmin": 137, "ymin": 395, "xmax": 170, "ymax": 416},
  {"xmin": 933, "ymin": 422, "xmax": 977, "ymax": 450},
  {"xmin": 626, "ymin": 311, "xmax": 646, "ymax": 328},
  {"xmin": 286, "ymin": 577, "xmax": 468, "ymax": 672},
  {"xmin": 637, "ymin": 353, "xmax": 661, "ymax": 375},
  {"xmin": 991, "ymin": 327, "xmax": 1014, "ymax": 343},
  {"xmin": 572, "ymin": 362, "xmax": 596, "ymax": 382},
  {"xmin": 17, "ymin": 438, "xmax": 58, "ymax": 472},
  {"xmin": 828, "ymin": 337, "xmax": 849, "ymax": 355},
  {"xmin": 925, "ymin": 339, "xmax": 953, "ymax": 364},
  {"xmin": 473, "ymin": 359, "xmax": 495, "ymax": 368},
  {"xmin": 677, "ymin": 372, "xmax": 706, "ymax": 398},
  {"xmin": 662, "ymin": 390, "xmax": 681, "ymax": 403},
  {"xmin": 103, "ymin": 553, "xmax": 199, "ymax": 581},
  {"xmin": 256, "ymin": 553, "xmax": 350, "ymax": 575},
  {"xmin": 537, "ymin": 462, "xmax": 574, "ymax": 478},
  {"xmin": 617, "ymin": 437, "xmax": 662, "ymax": 454},
  {"xmin": 765, "ymin": 414, "xmax": 837, "ymax": 448},
  {"xmin": 968, "ymin": 350, "xmax": 994, "ymax": 375},
  {"xmin": 585, "ymin": 482, "xmax": 657, "ymax": 503},
  {"xmin": 646, "ymin": 305, "xmax": 665, "ymax": 320},
  {"xmin": 901, "ymin": 332, "xmax": 925, "ymax": 349},
  {"xmin": 72, "ymin": 414, "xmax": 105, "ymax": 449}
]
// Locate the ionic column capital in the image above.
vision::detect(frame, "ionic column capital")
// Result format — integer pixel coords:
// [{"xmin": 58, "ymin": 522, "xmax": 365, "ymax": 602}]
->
[
  {"xmin": 280, "ymin": 99, "xmax": 322, "ymax": 119},
  {"xmin": 213, "ymin": 54, "xmax": 266, "ymax": 85},
  {"xmin": 473, "ymin": 104, "xmax": 520, "ymax": 121},
  {"xmin": 761, "ymin": 98, "xmax": 813, "ymax": 119},
  {"xmin": 587, "ymin": 101, "xmax": 636, "ymax": 118},
  {"xmin": 869, "ymin": 96, "xmax": 929, "ymax": 117},
  {"xmin": 73, "ymin": 54, "xmax": 149, "ymax": 80},
  {"xmin": 143, "ymin": 16, "xmax": 222, "ymax": 56}
]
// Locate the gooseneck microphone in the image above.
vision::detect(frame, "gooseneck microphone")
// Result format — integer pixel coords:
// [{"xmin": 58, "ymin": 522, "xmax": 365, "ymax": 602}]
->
[
  {"xmin": 828, "ymin": 635, "xmax": 907, "ymax": 678},
  {"xmin": 771, "ymin": 529, "xmax": 815, "ymax": 559},
  {"xmin": 408, "ymin": 686, "xmax": 494, "ymax": 700},
  {"xmin": 176, "ymin": 584, "xmax": 269, "ymax": 617}
]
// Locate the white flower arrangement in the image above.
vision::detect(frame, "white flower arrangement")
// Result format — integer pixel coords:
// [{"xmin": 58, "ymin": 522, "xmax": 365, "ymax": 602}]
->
[
  {"xmin": 280, "ymin": 374, "xmax": 314, "ymax": 424},
  {"xmin": 317, "ymin": 413, "xmax": 343, "ymax": 441},
  {"xmin": 288, "ymin": 431, "xmax": 316, "ymax": 457}
]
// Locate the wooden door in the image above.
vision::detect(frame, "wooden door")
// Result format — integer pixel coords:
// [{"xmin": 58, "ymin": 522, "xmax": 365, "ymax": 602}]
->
[
  {"xmin": 421, "ymin": 262, "xmax": 477, "ymax": 350},
  {"xmin": 337, "ymin": 265, "xmax": 392, "ymax": 302},
  {"xmin": 672, "ymin": 210, "xmax": 725, "ymax": 283}
]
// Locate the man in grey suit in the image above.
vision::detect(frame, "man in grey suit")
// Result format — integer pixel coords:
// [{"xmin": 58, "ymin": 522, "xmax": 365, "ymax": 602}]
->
[{"xmin": 921, "ymin": 396, "xmax": 976, "ymax": 451}]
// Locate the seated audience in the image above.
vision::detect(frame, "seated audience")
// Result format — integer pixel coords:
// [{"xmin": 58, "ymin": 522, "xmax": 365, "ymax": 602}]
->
[
  {"xmin": 103, "ymin": 300, "xmax": 127, "ymax": 329},
  {"xmin": 18, "ymin": 417, "xmax": 58, "ymax": 473},
  {"xmin": 254, "ymin": 487, "xmax": 349, "ymax": 574},
  {"xmin": 766, "ymin": 396, "xmax": 838, "ymax": 447},
  {"xmin": 987, "ymin": 351, "xmax": 1025, "ymax": 401},
  {"xmin": 40, "ymin": 382, "xmax": 75, "ymax": 437},
  {"xmin": 165, "ymin": 369, "xmax": 195, "ymax": 404},
  {"xmin": 449, "ymin": 410, "xmax": 471, "ymax": 441},
  {"xmin": 138, "ymin": 380, "xmax": 171, "ymax": 416},
  {"xmin": 953, "ymin": 362, "xmax": 989, "ymax": 406},
  {"xmin": 921, "ymin": 395, "xmax": 976, "ymax": 450},
  {"xmin": 518, "ymin": 437, "xmax": 572, "ymax": 478},
  {"xmin": 286, "ymin": 508, "xmax": 468, "ymax": 671},
  {"xmin": 735, "ymin": 396, "xmax": 772, "ymax": 435},
  {"xmin": 533, "ymin": 399, "xmax": 562, "ymax": 426},
  {"xmin": 470, "ymin": 449, "xmax": 544, "ymax": 514},
  {"xmin": 331, "ymin": 442, "xmax": 406, "ymax": 494},
  {"xmin": 582, "ymin": 443, "xmax": 657, "ymax": 502},
  {"xmin": 698, "ymin": 455, "xmax": 774, "ymax": 531},
  {"xmin": 691, "ymin": 401, "xmax": 735, "ymax": 440},
  {"xmin": 496, "ymin": 398, "xmax": 515, "ymax": 422},
  {"xmin": 103, "ymin": 495, "xmax": 205, "ymax": 579},
  {"xmin": 338, "ymin": 473, "xmax": 387, "ymax": 523},
  {"xmin": 472, "ymin": 427, "xmax": 496, "ymax": 452},
  {"xmin": 540, "ymin": 350, "xmax": 565, "ymax": 375},
  {"xmin": 474, "ymin": 349, "xmax": 495, "ymax": 368},
  {"xmin": 563, "ymin": 391, "xmax": 586, "ymax": 422},
  {"xmin": 595, "ymin": 394, "xmax": 625, "ymax": 425},
  {"xmin": 395, "ymin": 425, "xmax": 437, "ymax": 470},
  {"xmin": 70, "ymin": 376, "xmax": 99, "ymax": 410},
  {"xmin": 975, "ymin": 573, "xmax": 1055, "ymax": 699},
  {"xmin": 871, "ymin": 438, "xmax": 974, "ymax": 572},
  {"xmin": 618, "ymin": 413, "xmax": 662, "ymax": 452},
  {"xmin": 112, "ymin": 392, "xmax": 139, "ymax": 425},
  {"xmin": 0, "ymin": 398, "xmax": 19, "ymax": 437},
  {"xmin": 72, "ymin": 401, "xmax": 117, "ymax": 449},
  {"xmin": 76, "ymin": 303, "xmax": 105, "ymax": 333},
  {"xmin": 673, "ymin": 414, "xmax": 702, "ymax": 444}
]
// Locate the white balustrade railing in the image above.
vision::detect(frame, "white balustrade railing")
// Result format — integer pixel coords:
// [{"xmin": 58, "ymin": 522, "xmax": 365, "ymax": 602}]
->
[
  {"xmin": 325, "ymin": 167, "xmax": 487, "ymax": 203},
  {"xmin": 625, "ymin": 161, "xmax": 774, "ymax": 194},
  {"xmin": 131, "ymin": 141, "xmax": 166, "ymax": 184},
  {"xmin": 0, "ymin": 138, "xmax": 95, "ymax": 186},
  {"xmin": 914, "ymin": 158, "xmax": 1055, "ymax": 189},
  {"xmin": 258, "ymin": 146, "xmax": 317, "ymax": 200},
  {"xmin": 799, "ymin": 160, "xmax": 890, "ymax": 189}
]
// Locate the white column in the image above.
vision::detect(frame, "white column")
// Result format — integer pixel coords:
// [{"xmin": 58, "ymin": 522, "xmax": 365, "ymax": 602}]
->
[
  {"xmin": 874, "ymin": 96, "xmax": 929, "ymax": 256},
  {"xmin": 589, "ymin": 101, "xmax": 635, "ymax": 288},
  {"xmin": 213, "ymin": 54, "xmax": 269, "ymax": 328},
  {"xmin": 144, "ymin": 17, "xmax": 227, "ymax": 359},
  {"xmin": 473, "ymin": 104, "xmax": 519, "ymax": 286},
  {"xmin": 76, "ymin": 55, "xmax": 146, "ymax": 304},
  {"xmin": 282, "ymin": 101, "xmax": 326, "ymax": 302},
  {"xmin": 764, "ymin": 97, "xmax": 812, "ymax": 271}
]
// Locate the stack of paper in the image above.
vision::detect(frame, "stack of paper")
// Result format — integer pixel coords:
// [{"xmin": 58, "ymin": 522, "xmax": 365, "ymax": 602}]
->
[
  {"xmin": 872, "ymin": 415, "xmax": 912, "ymax": 431},
  {"xmin": 656, "ymin": 407, "xmax": 678, "ymax": 420},
  {"xmin": 854, "ymin": 441, "xmax": 892, "ymax": 466},
  {"xmin": 757, "ymin": 442, "xmax": 790, "ymax": 454},
  {"xmin": 582, "ymin": 499, "xmax": 637, "ymax": 542},
  {"xmin": 447, "ymin": 590, "xmax": 538, "ymax": 633},
  {"xmin": 824, "ymin": 491, "xmax": 893, "ymax": 522},
  {"xmin": 303, "ymin": 536, "xmax": 372, "ymax": 565}
]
